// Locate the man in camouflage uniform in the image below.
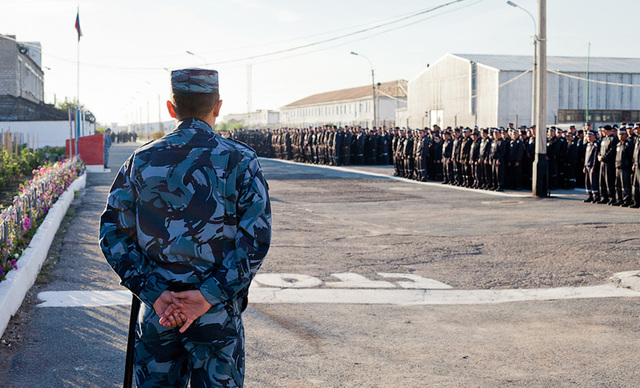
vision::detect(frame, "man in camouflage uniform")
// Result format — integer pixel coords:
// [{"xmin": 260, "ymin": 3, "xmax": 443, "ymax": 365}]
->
[{"xmin": 100, "ymin": 68, "xmax": 271, "ymax": 388}]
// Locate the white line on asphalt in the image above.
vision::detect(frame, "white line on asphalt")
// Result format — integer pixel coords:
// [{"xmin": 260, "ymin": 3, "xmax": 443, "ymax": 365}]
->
[
  {"xmin": 37, "ymin": 284, "xmax": 640, "ymax": 308},
  {"xmin": 263, "ymin": 158, "xmax": 531, "ymax": 198}
]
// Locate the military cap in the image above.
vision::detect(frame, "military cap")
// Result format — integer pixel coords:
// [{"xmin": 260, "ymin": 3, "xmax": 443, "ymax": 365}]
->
[
  {"xmin": 462, "ymin": 128, "xmax": 470, "ymax": 133},
  {"xmin": 635, "ymin": 122, "xmax": 640, "ymax": 128},
  {"xmin": 588, "ymin": 130, "xmax": 597, "ymax": 136},
  {"xmin": 577, "ymin": 129, "xmax": 584, "ymax": 134},
  {"xmin": 619, "ymin": 128, "xmax": 627, "ymax": 134},
  {"xmin": 482, "ymin": 128, "xmax": 489, "ymax": 133},
  {"xmin": 612, "ymin": 124, "xmax": 619, "ymax": 130},
  {"xmin": 569, "ymin": 125, "xmax": 576, "ymax": 129},
  {"xmin": 171, "ymin": 68, "xmax": 219, "ymax": 94},
  {"xmin": 520, "ymin": 130, "xmax": 527, "ymax": 135},
  {"xmin": 603, "ymin": 125, "xmax": 613, "ymax": 131}
]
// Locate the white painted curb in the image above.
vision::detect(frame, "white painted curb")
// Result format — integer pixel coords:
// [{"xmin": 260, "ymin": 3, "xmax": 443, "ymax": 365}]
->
[{"xmin": 0, "ymin": 172, "xmax": 87, "ymax": 338}]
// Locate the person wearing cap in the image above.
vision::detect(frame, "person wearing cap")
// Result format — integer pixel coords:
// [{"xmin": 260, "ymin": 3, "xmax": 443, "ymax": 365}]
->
[
  {"xmin": 100, "ymin": 68, "xmax": 271, "ymax": 387},
  {"xmin": 460, "ymin": 128, "xmax": 473, "ymax": 187},
  {"xmin": 403, "ymin": 129, "xmax": 415, "ymax": 178},
  {"xmin": 613, "ymin": 128, "xmax": 633, "ymax": 206},
  {"xmin": 546, "ymin": 127, "xmax": 561, "ymax": 189},
  {"xmin": 583, "ymin": 130, "xmax": 600, "ymax": 202},
  {"xmin": 596, "ymin": 125, "xmax": 618, "ymax": 204},
  {"xmin": 452, "ymin": 128, "xmax": 463, "ymax": 185},
  {"xmin": 564, "ymin": 132, "xmax": 579, "ymax": 188},
  {"xmin": 431, "ymin": 133, "xmax": 443, "ymax": 181},
  {"xmin": 103, "ymin": 128, "xmax": 112, "ymax": 168},
  {"xmin": 479, "ymin": 128, "xmax": 492, "ymax": 189},
  {"xmin": 469, "ymin": 130, "xmax": 481, "ymax": 188},
  {"xmin": 414, "ymin": 129, "xmax": 429, "ymax": 181},
  {"xmin": 489, "ymin": 129, "xmax": 506, "ymax": 191},
  {"xmin": 442, "ymin": 131, "xmax": 454, "ymax": 184},
  {"xmin": 506, "ymin": 128, "xmax": 524, "ymax": 190},
  {"xmin": 630, "ymin": 123, "xmax": 640, "ymax": 208}
]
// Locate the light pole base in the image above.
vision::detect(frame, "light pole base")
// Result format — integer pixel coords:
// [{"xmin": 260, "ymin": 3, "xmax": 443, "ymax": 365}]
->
[{"xmin": 532, "ymin": 155, "xmax": 548, "ymax": 197}]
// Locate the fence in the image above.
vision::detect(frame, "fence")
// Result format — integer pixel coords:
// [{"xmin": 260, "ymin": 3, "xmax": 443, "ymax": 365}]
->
[
  {"xmin": 0, "ymin": 157, "xmax": 84, "ymax": 259},
  {"xmin": 0, "ymin": 130, "xmax": 38, "ymax": 157}
]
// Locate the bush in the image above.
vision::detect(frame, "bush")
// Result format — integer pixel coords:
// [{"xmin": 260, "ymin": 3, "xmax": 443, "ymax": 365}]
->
[{"xmin": 152, "ymin": 131, "xmax": 165, "ymax": 140}]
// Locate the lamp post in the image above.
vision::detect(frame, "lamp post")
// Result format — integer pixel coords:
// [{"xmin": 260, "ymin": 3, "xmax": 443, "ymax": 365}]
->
[
  {"xmin": 146, "ymin": 81, "xmax": 163, "ymax": 133},
  {"xmin": 507, "ymin": 1, "xmax": 537, "ymax": 126},
  {"xmin": 186, "ymin": 50, "xmax": 207, "ymax": 66},
  {"xmin": 351, "ymin": 51, "xmax": 377, "ymax": 128}
]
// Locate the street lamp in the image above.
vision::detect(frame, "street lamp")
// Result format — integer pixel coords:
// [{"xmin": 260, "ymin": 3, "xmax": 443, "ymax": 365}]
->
[
  {"xmin": 186, "ymin": 50, "xmax": 208, "ymax": 66},
  {"xmin": 507, "ymin": 0, "xmax": 537, "ymax": 126},
  {"xmin": 146, "ymin": 81, "xmax": 163, "ymax": 133},
  {"xmin": 351, "ymin": 51, "xmax": 377, "ymax": 128}
]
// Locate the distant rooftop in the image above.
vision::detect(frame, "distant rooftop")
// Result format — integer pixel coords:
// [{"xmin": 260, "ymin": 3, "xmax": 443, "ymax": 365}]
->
[
  {"xmin": 451, "ymin": 53, "xmax": 640, "ymax": 73},
  {"xmin": 282, "ymin": 80, "xmax": 407, "ymax": 109}
]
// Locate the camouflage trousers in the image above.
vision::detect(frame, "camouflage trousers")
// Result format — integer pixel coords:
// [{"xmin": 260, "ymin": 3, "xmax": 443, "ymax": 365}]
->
[{"xmin": 134, "ymin": 301, "xmax": 245, "ymax": 388}]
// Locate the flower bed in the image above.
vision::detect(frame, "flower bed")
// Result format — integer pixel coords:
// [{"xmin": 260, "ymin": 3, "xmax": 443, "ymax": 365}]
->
[{"xmin": 0, "ymin": 157, "xmax": 85, "ymax": 281}]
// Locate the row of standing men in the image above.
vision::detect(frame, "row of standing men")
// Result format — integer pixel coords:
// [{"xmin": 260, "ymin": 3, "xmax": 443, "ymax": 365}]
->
[
  {"xmin": 230, "ymin": 124, "xmax": 591, "ymax": 192},
  {"xmin": 232, "ymin": 123, "xmax": 640, "ymax": 207}
]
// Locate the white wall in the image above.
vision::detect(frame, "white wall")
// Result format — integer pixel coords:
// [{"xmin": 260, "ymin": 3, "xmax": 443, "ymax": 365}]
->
[
  {"xmin": 0, "ymin": 120, "xmax": 95, "ymax": 148},
  {"xmin": 407, "ymin": 54, "xmax": 477, "ymax": 129}
]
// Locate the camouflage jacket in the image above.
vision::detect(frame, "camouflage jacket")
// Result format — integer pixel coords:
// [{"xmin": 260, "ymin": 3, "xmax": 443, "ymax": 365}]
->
[{"xmin": 99, "ymin": 118, "xmax": 271, "ymax": 308}]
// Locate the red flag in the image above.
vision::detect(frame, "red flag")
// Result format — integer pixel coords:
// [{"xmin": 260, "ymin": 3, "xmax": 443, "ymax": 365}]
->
[{"xmin": 75, "ymin": 10, "xmax": 82, "ymax": 41}]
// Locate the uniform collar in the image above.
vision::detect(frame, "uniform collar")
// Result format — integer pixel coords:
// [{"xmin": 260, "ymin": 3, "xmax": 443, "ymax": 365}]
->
[{"xmin": 177, "ymin": 118, "xmax": 214, "ymax": 132}]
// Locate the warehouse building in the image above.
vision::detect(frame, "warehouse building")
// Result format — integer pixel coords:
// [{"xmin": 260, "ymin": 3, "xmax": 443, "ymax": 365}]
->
[
  {"xmin": 406, "ymin": 53, "xmax": 640, "ymax": 129},
  {"xmin": 280, "ymin": 80, "xmax": 407, "ymax": 128},
  {"xmin": 223, "ymin": 109, "xmax": 280, "ymax": 129}
]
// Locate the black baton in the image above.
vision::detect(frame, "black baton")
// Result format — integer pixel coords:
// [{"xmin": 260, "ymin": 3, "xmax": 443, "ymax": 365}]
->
[{"xmin": 124, "ymin": 295, "xmax": 140, "ymax": 388}]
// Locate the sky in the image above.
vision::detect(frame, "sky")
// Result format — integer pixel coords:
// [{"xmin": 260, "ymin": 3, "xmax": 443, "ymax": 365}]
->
[{"xmin": 1, "ymin": 0, "xmax": 638, "ymax": 128}]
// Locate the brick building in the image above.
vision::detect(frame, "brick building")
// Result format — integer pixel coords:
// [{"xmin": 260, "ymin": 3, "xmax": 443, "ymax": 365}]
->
[{"xmin": 0, "ymin": 34, "xmax": 66, "ymax": 121}]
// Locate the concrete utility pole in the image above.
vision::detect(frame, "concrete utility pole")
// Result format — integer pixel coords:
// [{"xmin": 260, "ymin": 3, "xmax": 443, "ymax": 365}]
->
[
  {"xmin": 532, "ymin": 0, "xmax": 548, "ymax": 197},
  {"xmin": 351, "ymin": 51, "xmax": 377, "ymax": 128}
]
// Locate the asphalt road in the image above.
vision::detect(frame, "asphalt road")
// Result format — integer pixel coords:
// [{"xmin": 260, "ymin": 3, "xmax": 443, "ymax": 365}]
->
[{"xmin": 1, "ymin": 142, "xmax": 639, "ymax": 387}]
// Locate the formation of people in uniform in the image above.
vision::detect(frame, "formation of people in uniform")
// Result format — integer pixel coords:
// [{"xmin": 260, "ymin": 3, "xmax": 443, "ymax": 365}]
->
[
  {"xmin": 228, "ymin": 122, "xmax": 640, "ymax": 208},
  {"xmin": 109, "ymin": 130, "xmax": 138, "ymax": 143}
]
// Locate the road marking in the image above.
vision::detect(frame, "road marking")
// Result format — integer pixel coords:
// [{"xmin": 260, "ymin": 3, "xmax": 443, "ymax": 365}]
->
[
  {"xmin": 38, "ymin": 290, "xmax": 131, "ymax": 308},
  {"xmin": 264, "ymin": 158, "xmax": 531, "ymax": 198},
  {"xmin": 253, "ymin": 273, "xmax": 452, "ymax": 289},
  {"xmin": 37, "ymin": 284, "xmax": 640, "ymax": 308}
]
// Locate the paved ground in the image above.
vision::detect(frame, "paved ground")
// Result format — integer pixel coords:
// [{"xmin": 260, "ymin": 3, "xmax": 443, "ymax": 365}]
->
[{"xmin": 1, "ymin": 142, "xmax": 639, "ymax": 387}]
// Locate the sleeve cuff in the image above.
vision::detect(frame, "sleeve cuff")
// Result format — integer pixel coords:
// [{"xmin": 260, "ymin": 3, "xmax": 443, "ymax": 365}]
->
[{"xmin": 199, "ymin": 278, "xmax": 225, "ymax": 306}]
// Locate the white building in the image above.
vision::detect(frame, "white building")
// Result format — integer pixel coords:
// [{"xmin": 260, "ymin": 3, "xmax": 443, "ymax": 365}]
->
[
  {"xmin": 407, "ymin": 53, "xmax": 640, "ymax": 129},
  {"xmin": 280, "ymin": 80, "xmax": 407, "ymax": 128},
  {"xmin": 223, "ymin": 109, "xmax": 280, "ymax": 129}
]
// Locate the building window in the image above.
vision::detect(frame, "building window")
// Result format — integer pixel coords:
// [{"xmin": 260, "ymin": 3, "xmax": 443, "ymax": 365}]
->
[{"xmin": 558, "ymin": 109, "xmax": 640, "ymax": 124}]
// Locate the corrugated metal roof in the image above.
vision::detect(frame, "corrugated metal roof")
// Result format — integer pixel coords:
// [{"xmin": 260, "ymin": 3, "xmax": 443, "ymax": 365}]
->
[
  {"xmin": 281, "ymin": 80, "xmax": 407, "ymax": 109},
  {"xmin": 452, "ymin": 53, "xmax": 640, "ymax": 73}
]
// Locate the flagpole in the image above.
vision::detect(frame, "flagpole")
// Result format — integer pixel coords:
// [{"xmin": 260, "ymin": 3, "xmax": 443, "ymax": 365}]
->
[{"xmin": 76, "ymin": 5, "xmax": 80, "ymax": 154}]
